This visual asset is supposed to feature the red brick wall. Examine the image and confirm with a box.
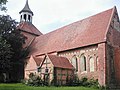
[58,45,99,81]
[55,68,74,85]
[112,29,120,46]
[106,11,120,84]
[25,56,38,79]
[106,10,120,85]
[114,48,120,83]
[98,43,106,86]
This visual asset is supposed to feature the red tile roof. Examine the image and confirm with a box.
[17,22,42,36]
[30,7,115,56]
[33,56,43,66]
[48,55,74,69]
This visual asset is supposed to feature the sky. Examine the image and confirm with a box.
[0,0,120,34]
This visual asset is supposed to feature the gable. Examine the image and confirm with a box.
[18,22,42,36]
[106,7,120,46]
[25,56,38,71]
[40,55,54,74]
[33,56,43,66]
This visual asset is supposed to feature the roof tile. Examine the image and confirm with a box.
[18,22,42,36]
[33,56,43,66]
[48,55,74,69]
[30,7,114,55]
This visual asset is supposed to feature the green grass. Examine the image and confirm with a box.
[0,83,99,90]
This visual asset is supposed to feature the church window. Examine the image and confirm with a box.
[90,57,94,72]
[80,55,87,72]
[24,14,27,21]
[71,56,78,71]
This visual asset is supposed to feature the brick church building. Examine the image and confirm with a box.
[18,0,120,86]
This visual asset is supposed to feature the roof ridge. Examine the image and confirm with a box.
[30,7,115,56]
[37,7,114,37]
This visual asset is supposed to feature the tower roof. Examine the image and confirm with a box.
[19,0,33,15]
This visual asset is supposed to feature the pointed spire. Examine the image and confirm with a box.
[19,0,33,15]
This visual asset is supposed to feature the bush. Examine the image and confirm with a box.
[66,74,80,86]
[80,77,89,86]
[66,76,99,88]
[23,73,44,86]
[88,78,99,88]
[22,73,99,88]
[80,77,99,88]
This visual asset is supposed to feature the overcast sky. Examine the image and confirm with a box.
[0,0,120,34]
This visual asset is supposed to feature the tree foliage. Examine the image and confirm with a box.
[0,0,28,82]
[0,0,7,11]
[0,15,27,62]
[0,15,27,82]
[0,37,13,72]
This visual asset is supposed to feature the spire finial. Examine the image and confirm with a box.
[19,0,33,15]
[26,0,29,7]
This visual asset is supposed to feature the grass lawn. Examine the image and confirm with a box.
[0,83,99,90]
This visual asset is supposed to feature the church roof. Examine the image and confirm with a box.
[33,56,43,66]
[48,55,74,69]
[19,0,33,15]
[30,7,115,56]
[18,22,42,36]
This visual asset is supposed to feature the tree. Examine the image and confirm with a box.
[0,36,13,82]
[0,15,27,60]
[0,15,27,82]
[0,0,7,11]
[0,37,13,72]
[0,0,28,82]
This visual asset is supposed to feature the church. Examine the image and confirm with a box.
[17,0,120,86]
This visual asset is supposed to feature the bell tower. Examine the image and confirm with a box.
[19,0,33,23]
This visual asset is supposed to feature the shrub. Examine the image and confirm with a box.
[80,77,90,86]
[22,73,99,88]
[23,73,44,86]
[66,74,80,86]
[66,76,99,88]
[79,77,99,88]
[88,78,99,88]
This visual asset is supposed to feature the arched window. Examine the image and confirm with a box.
[90,57,94,72]
[80,55,87,72]
[24,14,26,21]
[71,56,78,71]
